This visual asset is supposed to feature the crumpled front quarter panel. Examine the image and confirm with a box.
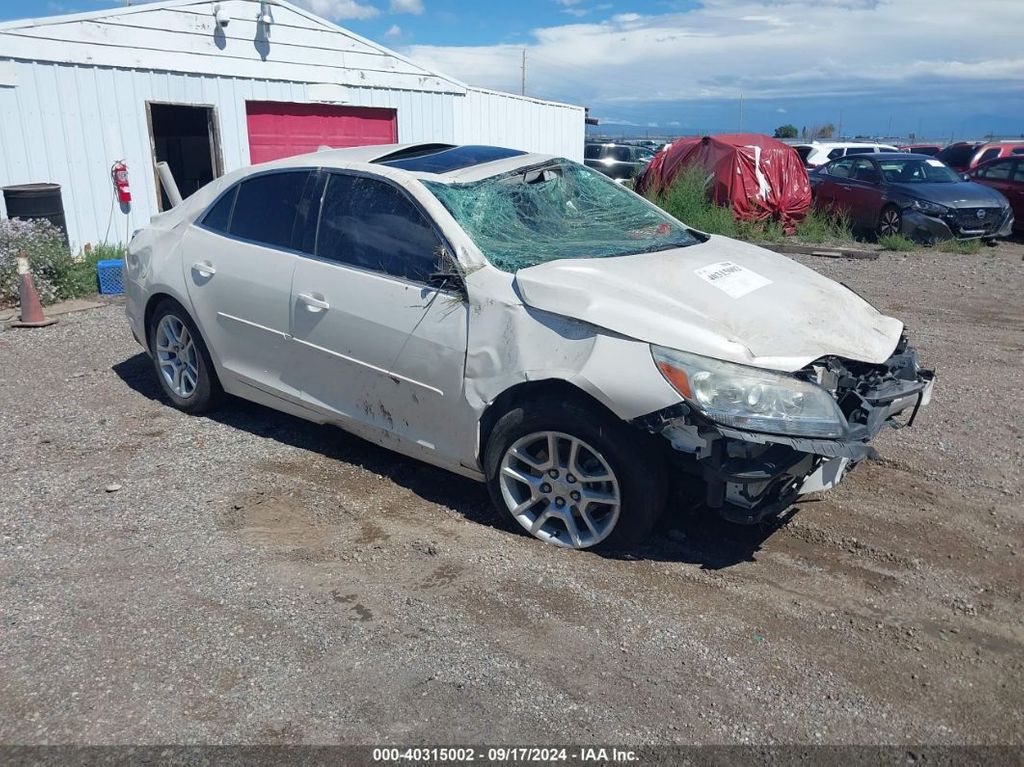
[460,267,682,425]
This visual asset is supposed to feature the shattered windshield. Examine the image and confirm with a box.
[422,160,698,272]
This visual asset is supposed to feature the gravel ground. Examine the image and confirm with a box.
[0,241,1021,745]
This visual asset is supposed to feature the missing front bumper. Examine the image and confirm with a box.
[902,208,1014,243]
[635,339,935,525]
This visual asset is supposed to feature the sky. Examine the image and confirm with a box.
[5,0,1023,139]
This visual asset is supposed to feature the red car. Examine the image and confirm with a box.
[969,157,1024,233]
[968,141,1024,169]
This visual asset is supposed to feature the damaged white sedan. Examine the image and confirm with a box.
[125,143,934,550]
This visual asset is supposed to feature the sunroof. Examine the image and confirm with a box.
[375,145,527,173]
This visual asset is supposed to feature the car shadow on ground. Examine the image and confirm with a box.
[113,352,789,570]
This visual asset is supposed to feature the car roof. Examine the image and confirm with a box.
[873,152,939,160]
[240,142,558,183]
[810,141,896,148]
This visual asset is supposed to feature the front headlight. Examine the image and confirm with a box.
[910,198,948,216]
[651,346,848,438]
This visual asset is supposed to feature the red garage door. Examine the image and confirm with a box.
[245,101,398,164]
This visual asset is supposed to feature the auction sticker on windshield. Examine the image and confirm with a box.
[694,261,772,298]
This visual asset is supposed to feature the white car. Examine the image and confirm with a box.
[794,141,900,167]
[125,143,934,550]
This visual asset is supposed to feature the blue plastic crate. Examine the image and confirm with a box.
[97,258,124,295]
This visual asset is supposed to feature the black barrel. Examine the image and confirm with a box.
[3,183,68,236]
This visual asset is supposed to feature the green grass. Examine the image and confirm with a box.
[877,233,917,252]
[795,208,853,244]
[647,167,856,246]
[59,243,125,299]
[936,238,983,255]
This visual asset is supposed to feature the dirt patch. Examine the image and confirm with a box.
[0,241,1021,745]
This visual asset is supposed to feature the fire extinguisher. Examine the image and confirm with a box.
[111,160,132,204]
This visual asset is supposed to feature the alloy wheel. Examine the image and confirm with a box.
[154,314,199,398]
[498,431,621,549]
[879,208,901,237]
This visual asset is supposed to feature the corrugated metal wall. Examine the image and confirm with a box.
[0,59,583,248]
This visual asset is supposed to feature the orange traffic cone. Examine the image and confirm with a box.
[10,251,57,328]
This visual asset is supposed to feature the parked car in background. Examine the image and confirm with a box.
[968,157,1024,233]
[933,141,982,172]
[898,144,942,156]
[584,142,656,183]
[810,153,1014,242]
[793,141,900,168]
[124,143,934,550]
[967,141,1024,169]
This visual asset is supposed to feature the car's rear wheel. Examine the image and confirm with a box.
[484,399,666,551]
[147,299,223,414]
[878,205,902,237]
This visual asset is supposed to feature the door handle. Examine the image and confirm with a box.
[191,261,216,277]
[298,292,330,312]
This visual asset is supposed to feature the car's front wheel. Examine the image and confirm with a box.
[147,299,223,414]
[878,205,902,238]
[484,399,666,551]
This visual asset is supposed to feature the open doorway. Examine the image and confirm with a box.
[147,102,222,211]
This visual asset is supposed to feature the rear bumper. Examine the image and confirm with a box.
[637,339,935,525]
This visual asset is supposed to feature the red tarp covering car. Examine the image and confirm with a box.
[634,134,812,233]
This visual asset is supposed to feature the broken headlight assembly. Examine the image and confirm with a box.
[909,198,948,217]
[651,346,848,439]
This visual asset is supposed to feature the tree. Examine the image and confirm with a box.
[810,123,836,139]
[773,124,798,139]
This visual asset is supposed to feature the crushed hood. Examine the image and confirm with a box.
[513,235,904,372]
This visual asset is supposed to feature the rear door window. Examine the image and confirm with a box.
[584,145,602,160]
[202,187,237,233]
[315,173,443,284]
[851,158,881,184]
[976,159,1015,180]
[828,158,856,178]
[228,170,311,249]
[975,148,1000,164]
[607,146,632,162]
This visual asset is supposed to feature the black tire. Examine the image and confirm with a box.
[484,397,667,551]
[878,205,902,238]
[147,298,223,414]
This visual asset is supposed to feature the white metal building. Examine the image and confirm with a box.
[0,0,585,248]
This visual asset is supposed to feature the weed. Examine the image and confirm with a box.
[936,238,983,255]
[877,234,917,252]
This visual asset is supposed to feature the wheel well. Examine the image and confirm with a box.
[143,292,186,340]
[477,379,623,462]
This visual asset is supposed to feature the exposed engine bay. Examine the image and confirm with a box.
[636,335,935,524]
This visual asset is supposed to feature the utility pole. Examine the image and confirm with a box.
[738,93,744,132]
[520,49,526,97]
[838,109,843,139]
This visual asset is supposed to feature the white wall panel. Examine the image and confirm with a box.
[0,8,583,249]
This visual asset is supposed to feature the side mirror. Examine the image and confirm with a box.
[961,173,971,182]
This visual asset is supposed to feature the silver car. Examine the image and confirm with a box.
[125,143,934,550]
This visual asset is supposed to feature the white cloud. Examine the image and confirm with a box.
[385,23,402,37]
[389,0,424,13]
[294,0,380,20]
[404,0,1024,109]
[554,0,588,15]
